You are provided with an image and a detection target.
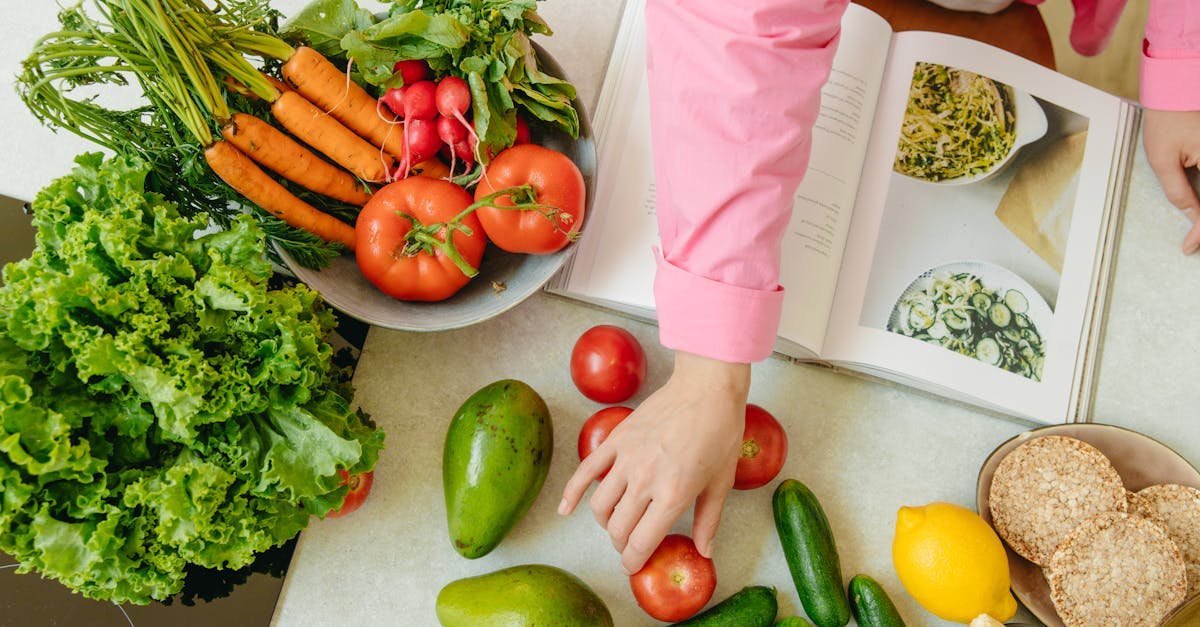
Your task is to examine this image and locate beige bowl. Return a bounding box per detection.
[976,423,1200,627]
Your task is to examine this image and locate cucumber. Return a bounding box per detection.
[1003,289,1029,314]
[775,618,815,627]
[975,337,1001,365]
[772,479,851,627]
[672,586,777,626]
[848,575,906,627]
[988,302,1012,327]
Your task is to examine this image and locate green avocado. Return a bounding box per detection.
[443,379,553,558]
[436,564,613,627]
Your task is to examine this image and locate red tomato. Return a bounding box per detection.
[327,469,374,518]
[629,534,717,622]
[577,406,633,477]
[472,144,585,254]
[570,325,646,403]
[733,404,789,490]
[355,176,486,302]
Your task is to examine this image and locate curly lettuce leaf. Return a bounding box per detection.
[0,154,384,604]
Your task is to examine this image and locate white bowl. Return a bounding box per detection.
[900,83,1048,186]
[278,47,595,332]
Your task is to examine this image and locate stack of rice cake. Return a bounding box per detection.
[989,435,1200,626]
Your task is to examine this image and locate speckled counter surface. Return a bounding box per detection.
[270,5,1200,625]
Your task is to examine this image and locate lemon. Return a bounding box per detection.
[892,502,1017,624]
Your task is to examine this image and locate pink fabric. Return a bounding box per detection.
[1141,0,1200,110]
[644,0,848,363]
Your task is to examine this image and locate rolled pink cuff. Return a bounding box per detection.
[653,251,783,364]
[1141,41,1200,110]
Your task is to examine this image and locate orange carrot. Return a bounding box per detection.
[270,90,394,183]
[282,46,406,161]
[204,140,356,250]
[222,113,373,206]
[410,158,452,180]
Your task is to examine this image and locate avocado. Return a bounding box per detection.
[437,564,612,626]
[443,379,553,558]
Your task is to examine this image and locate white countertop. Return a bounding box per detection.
[2,1,1198,626]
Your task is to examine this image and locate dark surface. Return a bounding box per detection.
[0,197,370,626]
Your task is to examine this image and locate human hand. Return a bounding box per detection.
[1143,108,1200,254]
[558,351,748,574]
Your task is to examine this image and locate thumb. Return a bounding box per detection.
[691,482,730,558]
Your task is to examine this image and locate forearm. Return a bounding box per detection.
[645,0,850,363]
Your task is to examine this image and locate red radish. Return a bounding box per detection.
[436,76,479,152]
[437,115,468,145]
[450,139,475,167]
[403,118,442,169]
[402,80,438,121]
[393,59,430,85]
[381,87,407,118]
[515,115,531,145]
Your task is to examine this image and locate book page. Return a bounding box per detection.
[559,4,893,354]
[823,31,1127,422]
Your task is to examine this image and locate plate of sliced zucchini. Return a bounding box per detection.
[887,261,1052,381]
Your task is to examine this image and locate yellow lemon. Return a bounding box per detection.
[892,502,1017,624]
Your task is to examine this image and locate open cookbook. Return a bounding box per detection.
[549,2,1141,424]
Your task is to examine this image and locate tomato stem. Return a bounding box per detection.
[395,211,480,278]
[462,184,580,239]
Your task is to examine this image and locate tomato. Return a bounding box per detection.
[733,404,789,490]
[570,325,646,403]
[355,176,486,302]
[629,534,717,622]
[327,469,374,518]
[577,406,633,477]
[472,144,585,254]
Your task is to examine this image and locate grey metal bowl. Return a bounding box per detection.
[278,46,595,332]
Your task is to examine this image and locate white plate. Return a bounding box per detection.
[278,47,595,332]
[976,423,1200,627]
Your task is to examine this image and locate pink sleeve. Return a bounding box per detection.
[645,0,849,363]
[1141,0,1200,110]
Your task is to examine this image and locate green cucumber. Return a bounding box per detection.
[848,575,906,627]
[775,618,815,627]
[672,586,777,626]
[772,479,851,627]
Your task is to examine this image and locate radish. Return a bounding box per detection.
[437,115,468,146]
[381,87,407,118]
[393,59,430,85]
[436,76,478,152]
[450,139,475,167]
[403,118,442,171]
[402,80,438,121]
[514,115,531,145]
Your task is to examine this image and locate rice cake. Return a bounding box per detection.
[989,435,1126,565]
[1046,512,1187,627]
[1130,483,1200,596]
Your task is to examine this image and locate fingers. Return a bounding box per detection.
[588,472,628,528]
[621,499,686,575]
[559,443,616,516]
[691,482,731,558]
[606,491,651,553]
[1147,150,1200,215]
[1185,215,1200,255]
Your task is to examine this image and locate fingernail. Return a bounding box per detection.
[1186,240,1200,255]
[557,498,568,515]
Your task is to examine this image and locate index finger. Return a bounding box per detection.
[558,442,616,516]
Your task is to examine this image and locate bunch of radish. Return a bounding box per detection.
[380,59,529,177]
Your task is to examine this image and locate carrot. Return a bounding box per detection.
[282,46,406,161]
[410,158,452,179]
[204,140,356,250]
[222,113,372,206]
[270,90,394,183]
